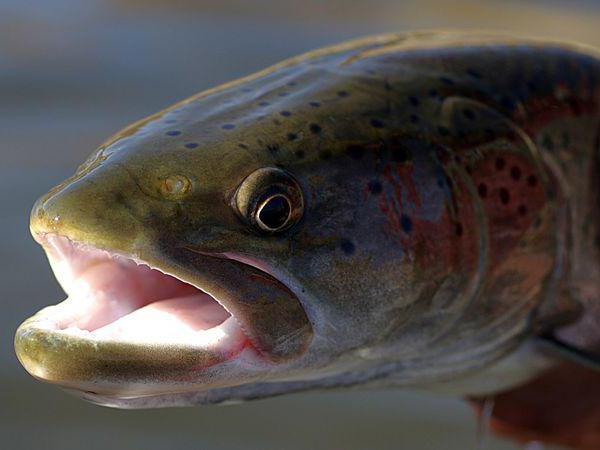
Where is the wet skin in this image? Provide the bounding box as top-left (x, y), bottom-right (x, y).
top-left (14, 31), bottom-right (600, 410)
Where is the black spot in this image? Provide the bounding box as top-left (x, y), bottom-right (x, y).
top-left (346, 144), bottom-right (365, 160)
top-left (278, 92), bottom-right (289, 97)
top-left (184, 142), bottom-right (199, 149)
top-left (440, 76), bottom-right (454, 85)
top-left (437, 126), bottom-right (451, 136)
top-left (495, 157), bottom-right (506, 171)
top-left (267, 144), bottom-right (280, 154)
top-left (510, 166), bottom-right (522, 181)
top-left (401, 215), bottom-right (413, 233)
top-left (478, 183), bottom-right (488, 198)
top-left (499, 188), bottom-right (510, 204)
top-left (221, 124), bottom-right (235, 130)
top-left (166, 130), bottom-right (181, 136)
top-left (287, 132), bottom-right (298, 141)
top-left (409, 96), bottom-right (420, 107)
top-left (280, 110), bottom-right (292, 117)
top-left (238, 143), bottom-right (248, 149)
top-left (527, 175), bottom-right (538, 187)
top-left (466, 68), bottom-right (482, 79)
top-left (455, 223), bottom-right (463, 237)
top-left (340, 239), bottom-right (356, 255)
top-left (309, 123), bottom-right (322, 134)
top-left (258, 101), bottom-right (270, 107)
top-left (295, 149), bottom-right (305, 159)
top-left (309, 101), bottom-right (321, 107)
top-left (518, 204), bottom-right (528, 216)
top-left (410, 114), bottom-right (420, 124)
top-left (337, 90), bottom-right (350, 98)
top-left (370, 118), bottom-right (384, 128)
top-left (367, 180), bottom-right (383, 194)
top-left (463, 109), bottom-right (476, 120)
top-left (319, 150), bottom-right (332, 160)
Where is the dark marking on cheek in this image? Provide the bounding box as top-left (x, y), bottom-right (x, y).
top-left (370, 118), bottom-right (384, 128)
top-left (280, 111), bottom-right (292, 117)
top-left (510, 166), bottom-right (522, 181)
top-left (222, 124), bottom-right (236, 130)
top-left (184, 142), bottom-right (199, 149)
top-left (499, 188), bottom-right (511, 205)
top-left (368, 180), bottom-right (383, 194)
top-left (340, 239), bottom-right (356, 255)
top-left (309, 123), bottom-right (322, 134)
top-left (527, 175), bottom-right (538, 187)
top-left (166, 130), bottom-right (181, 136)
top-left (400, 214), bottom-right (413, 233)
top-left (287, 133), bottom-right (298, 141)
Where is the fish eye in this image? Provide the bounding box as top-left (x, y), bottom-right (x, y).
top-left (256, 194), bottom-right (292, 232)
top-left (234, 167), bottom-right (304, 234)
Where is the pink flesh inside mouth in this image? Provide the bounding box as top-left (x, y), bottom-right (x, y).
top-left (34, 234), bottom-right (249, 355)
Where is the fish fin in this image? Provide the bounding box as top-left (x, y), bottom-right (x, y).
top-left (535, 333), bottom-right (600, 371)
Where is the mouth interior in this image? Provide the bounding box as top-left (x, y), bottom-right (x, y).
top-left (37, 235), bottom-right (240, 347)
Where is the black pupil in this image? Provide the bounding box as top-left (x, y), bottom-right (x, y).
top-left (258, 195), bottom-right (291, 230)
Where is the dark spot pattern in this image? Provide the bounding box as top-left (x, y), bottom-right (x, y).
top-left (495, 157), bottom-right (506, 171)
top-left (518, 204), bottom-right (528, 216)
top-left (409, 96), bottom-right (419, 107)
top-left (259, 101), bottom-right (270, 107)
top-left (238, 143), bottom-right (248, 149)
top-left (280, 111), bottom-right (292, 117)
top-left (184, 143), bottom-right (198, 149)
top-left (166, 130), bottom-right (181, 136)
top-left (455, 223), bottom-right (463, 237)
top-left (527, 175), bottom-right (538, 187)
top-left (287, 132), bottom-right (298, 141)
top-left (309, 101), bottom-right (321, 107)
top-left (340, 239), bottom-right (355, 255)
top-left (222, 124), bottom-right (235, 130)
top-left (309, 123), bottom-right (322, 134)
top-left (337, 90), bottom-right (350, 98)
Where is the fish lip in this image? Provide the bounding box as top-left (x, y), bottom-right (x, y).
top-left (15, 232), bottom-right (312, 397)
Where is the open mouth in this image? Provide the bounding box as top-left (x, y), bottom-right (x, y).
top-left (15, 234), bottom-right (312, 397)
top-left (29, 235), bottom-right (245, 349)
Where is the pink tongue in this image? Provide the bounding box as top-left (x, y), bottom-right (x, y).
top-left (91, 294), bottom-right (231, 342)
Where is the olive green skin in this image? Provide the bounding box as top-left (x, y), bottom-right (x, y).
top-left (16, 31), bottom-right (600, 407)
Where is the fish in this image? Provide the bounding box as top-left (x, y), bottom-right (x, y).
top-left (14, 31), bottom-right (600, 409)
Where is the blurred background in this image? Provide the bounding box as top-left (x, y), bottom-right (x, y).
top-left (2, 1), bottom-right (599, 449)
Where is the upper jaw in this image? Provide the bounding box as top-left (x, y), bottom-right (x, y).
top-left (15, 233), bottom-right (313, 398)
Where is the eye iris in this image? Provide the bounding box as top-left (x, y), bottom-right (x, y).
top-left (258, 195), bottom-right (291, 230)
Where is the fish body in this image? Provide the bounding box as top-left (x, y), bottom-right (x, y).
top-left (15, 31), bottom-right (600, 408)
